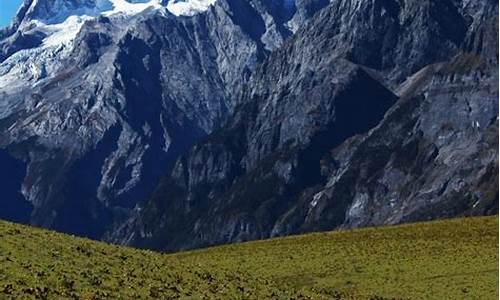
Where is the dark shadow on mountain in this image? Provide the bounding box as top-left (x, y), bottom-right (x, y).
top-left (0, 149), bottom-right (32, 223)
top-left (54, 125), bottom-right (121, 239)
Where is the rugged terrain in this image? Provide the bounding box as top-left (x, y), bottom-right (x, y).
top-left (0, 216), bottom-right (498, 299)
top-left (117, 0), bottom-right (499, 251)
top-left (0, 0), bottom-right (327, 238)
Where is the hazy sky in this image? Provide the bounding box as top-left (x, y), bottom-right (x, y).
top-left (0, 0), bottom-right (23, 28)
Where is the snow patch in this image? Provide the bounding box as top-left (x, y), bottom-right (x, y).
top-left (40, 16), bottom-right (92, 47)
top-left (166, 0), bottom-right (217, 16)
top-left (104, 0), bottom-right (163, 17)
top-left (0, 0), bottom-right (219, 97)
top-left (28, 0), bottom-right (218, 47)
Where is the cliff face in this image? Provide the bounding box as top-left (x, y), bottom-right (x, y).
top-left (0, 0), bottom-right (325, 238)
top-left (114, 0), bottom-right (498, 251)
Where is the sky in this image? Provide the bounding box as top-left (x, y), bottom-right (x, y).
top-left (0, 0), bottom-right (23, 28)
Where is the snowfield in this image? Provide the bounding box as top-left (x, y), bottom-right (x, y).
top-left (0, 0), bottom-right (219, 96)
top-left (167, 0), bottom-right (218, 16)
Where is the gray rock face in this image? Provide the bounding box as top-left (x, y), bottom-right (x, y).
top-left (115, 0), bottom-right (498, 251)
top-left (287, 54), bottom-right (498, 233)
top-left (0, 0), bottom-right (325, 238)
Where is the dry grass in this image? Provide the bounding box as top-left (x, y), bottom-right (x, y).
top-left (0, 216), bottom-right (498, 299)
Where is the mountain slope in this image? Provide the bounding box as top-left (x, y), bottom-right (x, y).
top-left (118, 0), bottom-right (498, 251)
top-left (0, 216), bottom-right (498, 299)
top-left (0, 0), bottom-right (327, 238)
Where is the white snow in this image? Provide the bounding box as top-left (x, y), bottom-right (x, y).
top-left (20, 0), bottom-right (164, 49)
top-left (103, 0), bottom-right (218, 17)
top-left (40, 16), bottom-right (92, 47)
top-left (0, 0), bottom-right (218, 97)
top-left (29, 0), bottom-right (218, 47)
top-left (166, 0), bottom-right (217, 16)
top-left (104, 0), bottom-right (163, 17)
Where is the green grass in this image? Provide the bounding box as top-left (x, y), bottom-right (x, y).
top-left (0, 216), bottom-right (498, 299)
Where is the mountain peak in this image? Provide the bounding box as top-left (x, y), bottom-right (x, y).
top-left (15, 0), bottom-right (218, 28)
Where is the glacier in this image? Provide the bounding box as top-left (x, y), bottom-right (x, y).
top-left (0, 0), bottom-right (219, 110)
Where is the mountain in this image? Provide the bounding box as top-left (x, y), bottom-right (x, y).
top-left (0, 0), bottom-right (497, 252)
top-left (113, 0), bottom-right (499, 251)
top-left (0, 0), bottom-right (327, 238)
top-left (0, 216), bottom-right (498, 298)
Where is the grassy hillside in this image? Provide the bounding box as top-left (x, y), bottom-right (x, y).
top-left (0, 216), bottom-right (497, 299)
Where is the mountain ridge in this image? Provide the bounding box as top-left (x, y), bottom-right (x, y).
top-left (113, 0), bottom-right (499, 251)
top-left (0, 0), bottom-right (328, 240)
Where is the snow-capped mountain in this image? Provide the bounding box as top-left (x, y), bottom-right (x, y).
top-left (0, 0), bottom-right (215, 96)
top-left (0, 0), bottom-right (497, 252)
top-left (0, 0), bottom-right (328, 238)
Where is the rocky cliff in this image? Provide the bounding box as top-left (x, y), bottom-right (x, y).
top-left (114, 0), bottom-right (499, 251)
top-left (0, 0), bottom-right (326, 238)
